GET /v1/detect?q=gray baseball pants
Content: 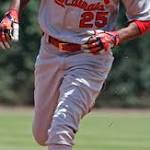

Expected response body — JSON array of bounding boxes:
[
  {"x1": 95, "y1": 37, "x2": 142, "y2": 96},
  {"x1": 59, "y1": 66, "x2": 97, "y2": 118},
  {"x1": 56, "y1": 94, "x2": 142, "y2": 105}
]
[{"x1": 32, "y1": 35, "x2": 114, "y2": 149}]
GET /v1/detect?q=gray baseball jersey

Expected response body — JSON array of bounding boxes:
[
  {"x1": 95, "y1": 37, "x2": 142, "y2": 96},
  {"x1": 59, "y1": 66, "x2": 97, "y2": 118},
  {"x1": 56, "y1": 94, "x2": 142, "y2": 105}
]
[{"x1": 38, "y1": 0, "x2": 150, "y2": 44}]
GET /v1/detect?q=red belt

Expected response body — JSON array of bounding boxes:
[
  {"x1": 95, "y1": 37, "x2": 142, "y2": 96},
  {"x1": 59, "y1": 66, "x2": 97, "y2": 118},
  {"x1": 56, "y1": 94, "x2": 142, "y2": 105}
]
[{"x1": 48, "y1": 35, "x2": 81, "y2": 52}]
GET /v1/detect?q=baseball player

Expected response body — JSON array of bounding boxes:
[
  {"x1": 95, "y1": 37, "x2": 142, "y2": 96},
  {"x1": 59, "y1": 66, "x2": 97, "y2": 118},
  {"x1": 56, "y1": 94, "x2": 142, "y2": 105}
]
[{"x1": 0, "y1": 0, "x2": 150, "y2": 150}]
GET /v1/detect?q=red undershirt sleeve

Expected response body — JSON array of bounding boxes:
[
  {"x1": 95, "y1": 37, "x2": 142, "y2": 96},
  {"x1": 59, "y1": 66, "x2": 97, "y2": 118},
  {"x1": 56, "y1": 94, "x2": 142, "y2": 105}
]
[{"x1": 133, "y1": 20, "x2": 150, "y2": 34}]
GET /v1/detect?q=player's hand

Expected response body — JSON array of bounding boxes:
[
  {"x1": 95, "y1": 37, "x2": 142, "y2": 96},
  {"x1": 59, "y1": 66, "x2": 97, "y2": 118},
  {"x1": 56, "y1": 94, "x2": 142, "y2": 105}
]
[
  {"x1": 0, "y1": 9, "x2": 19, "y2": 49},
  {"x1": 82, "y1": 30, "x2": 120, "y2": 54}
]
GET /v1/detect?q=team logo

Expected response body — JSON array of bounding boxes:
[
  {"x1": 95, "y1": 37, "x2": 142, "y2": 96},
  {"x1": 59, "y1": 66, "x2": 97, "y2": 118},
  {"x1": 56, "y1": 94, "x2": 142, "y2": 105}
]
[{"x1": 55, "y1": 0, "x2": 110, "y2": 10}]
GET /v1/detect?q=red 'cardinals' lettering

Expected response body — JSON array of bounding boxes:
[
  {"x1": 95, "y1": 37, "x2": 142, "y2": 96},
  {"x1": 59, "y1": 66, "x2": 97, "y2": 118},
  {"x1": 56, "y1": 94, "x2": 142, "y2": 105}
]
[{"x1": 55, "y1": 0, "x2": 110, "y2": 11}]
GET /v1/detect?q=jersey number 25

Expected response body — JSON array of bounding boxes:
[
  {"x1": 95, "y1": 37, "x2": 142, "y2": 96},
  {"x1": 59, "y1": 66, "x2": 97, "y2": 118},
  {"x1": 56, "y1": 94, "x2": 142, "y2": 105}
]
[{"x1": 79, "y1": 11, "x2": 108, "y2": 28}]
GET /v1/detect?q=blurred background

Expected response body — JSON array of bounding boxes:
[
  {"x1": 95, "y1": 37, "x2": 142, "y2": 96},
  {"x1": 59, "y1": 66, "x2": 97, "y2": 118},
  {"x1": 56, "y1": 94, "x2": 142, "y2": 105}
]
[
  {"x1": 0, "y1": 1, "x2": 150, "y2": 150},
  {"x1": 0, "y1": 1, "x2": 150, "y2": 108}
]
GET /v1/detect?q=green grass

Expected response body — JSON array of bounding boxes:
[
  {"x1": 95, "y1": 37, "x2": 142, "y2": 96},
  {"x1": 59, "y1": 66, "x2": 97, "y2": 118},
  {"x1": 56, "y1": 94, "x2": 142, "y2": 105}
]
[{"x1": 0, "y1": 108, "x2": 150, "y2": 150}]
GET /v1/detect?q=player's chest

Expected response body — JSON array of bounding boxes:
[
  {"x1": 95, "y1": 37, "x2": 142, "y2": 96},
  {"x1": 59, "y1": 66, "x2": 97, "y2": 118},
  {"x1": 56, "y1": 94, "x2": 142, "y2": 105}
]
[{"x1": 47, "y1": 0, "x2": 119, "y2": 12}]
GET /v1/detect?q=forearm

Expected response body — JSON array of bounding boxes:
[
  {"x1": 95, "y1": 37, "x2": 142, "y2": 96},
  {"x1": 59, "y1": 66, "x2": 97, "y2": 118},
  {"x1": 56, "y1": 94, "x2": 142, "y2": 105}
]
[
  {"x1": 0, "y1": 0, "x2": 30, "y2": 49},
  {"x1": 20, "y1": 0, "x2": 30, "y2": 12},
  {"x1": 8, "y1": 0, "x2": 30, "y2": 13},
  {"x1": 117, "y1": 22, "x2": 141, "y2": 44},
  {"x1": 9, "y1": 0, "x2": 20, "y2": 12}
]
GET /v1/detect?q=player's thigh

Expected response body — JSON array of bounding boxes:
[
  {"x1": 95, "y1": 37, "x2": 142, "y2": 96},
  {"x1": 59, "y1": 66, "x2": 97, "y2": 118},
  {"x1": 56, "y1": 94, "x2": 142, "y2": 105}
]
[
  {"x1": 67, "y1": 52, "x2": 113, "y2": 98},
  {"x1": 64, "y1": 52, "x2": 114, "y2": 112},
  {"x1": 32, "y1": 47, "x2": 63, "y2": 143}
]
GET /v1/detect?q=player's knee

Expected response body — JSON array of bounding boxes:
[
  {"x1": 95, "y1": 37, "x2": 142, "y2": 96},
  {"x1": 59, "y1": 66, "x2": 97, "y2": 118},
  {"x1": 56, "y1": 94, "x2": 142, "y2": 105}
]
[
  {"x1": 47, "y1": 124, "x2": 76, "y2": 146},
  {"x1": 32, "y1": 128, "x2": 47, "y2": 146}
]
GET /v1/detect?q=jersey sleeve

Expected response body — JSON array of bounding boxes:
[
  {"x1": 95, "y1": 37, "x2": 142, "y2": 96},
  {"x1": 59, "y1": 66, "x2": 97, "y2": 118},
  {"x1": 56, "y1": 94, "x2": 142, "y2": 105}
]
[{"x1": 122, "y1": 0, "x2": 150, "y2": 21}]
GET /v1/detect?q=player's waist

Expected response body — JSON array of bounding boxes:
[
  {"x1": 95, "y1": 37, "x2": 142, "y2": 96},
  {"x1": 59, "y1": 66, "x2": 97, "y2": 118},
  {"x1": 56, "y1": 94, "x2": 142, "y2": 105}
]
[
  {"x1": 43, "y1": 33, "x2": 86, "y2": 53},
  {"x1": 43, "y1": 33, "x2": 107, "y2": 54},
  {"x1": 49, "y1": 35, "x2": 81, "y2": 52}
]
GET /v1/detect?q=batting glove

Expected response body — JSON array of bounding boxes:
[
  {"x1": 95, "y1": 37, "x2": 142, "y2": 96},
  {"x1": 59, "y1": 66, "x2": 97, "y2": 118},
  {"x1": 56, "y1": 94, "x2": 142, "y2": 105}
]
[
  {"x1": 0, "y1": 9, "x2": 19, "y2": 49},
  {"x1": 82, "y1": 30, "x2": 120, "y2": 54}
]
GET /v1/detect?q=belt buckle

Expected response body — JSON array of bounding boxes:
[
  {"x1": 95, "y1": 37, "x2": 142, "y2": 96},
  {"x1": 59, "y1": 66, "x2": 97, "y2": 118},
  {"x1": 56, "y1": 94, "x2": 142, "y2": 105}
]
[{"x1": 59, "y1": 42, "x2": 68, "y2": 52}]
